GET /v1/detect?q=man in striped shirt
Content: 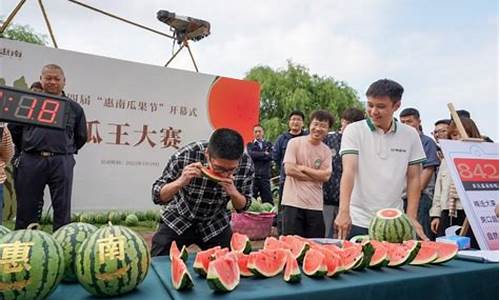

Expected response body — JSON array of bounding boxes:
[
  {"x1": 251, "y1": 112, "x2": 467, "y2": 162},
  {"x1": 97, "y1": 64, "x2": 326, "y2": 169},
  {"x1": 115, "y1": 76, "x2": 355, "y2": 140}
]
[{"x1": 151, "y1": 128, "x2": 254, "y2": 256}]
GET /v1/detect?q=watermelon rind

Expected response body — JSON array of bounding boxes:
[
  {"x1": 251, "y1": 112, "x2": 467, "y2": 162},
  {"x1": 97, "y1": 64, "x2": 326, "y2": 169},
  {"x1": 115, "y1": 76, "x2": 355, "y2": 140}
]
[
  {"x1": 386, "y1": 241, "x2": 421, "y2": 267},
  {"x1": 75, "y1": 224, "x2": 151, "y2": 297},
  {"x1": 171, "y1": 257, "x2": 194, "y2": 290},
  {"x1": 283, "y1": 254, "x2": 301, "y2": 283},
  {"x1": 230, "y1": 233, "x2": 252, "y2": 254},
  {"x1": 368, "y1": 208, "x2": 416, "y2": 243},
  {"x1": 53, "y1": 222, "x2": 98, "y2": 282},
  {"x1": 350, "y1": 235, "x2": 370, "y2": 243},
  {"x1": 368, "y1": 242, "x2": 389, "y2": 268},
  {"x1": 0, "y1": 225, "x2": 11, "y2": 238},
  {"x1": 206, "y1": 258, "x2": 240, "y2": 292},
  {"x1": 353, "y1": 241, "x2": 375, "y2": 270},
  {"x1": 201, "y1": 167, "x2": 224, "y2": 182},
  {"x1": 0, "y1": 226, "x2": 65, "y2": 300}
]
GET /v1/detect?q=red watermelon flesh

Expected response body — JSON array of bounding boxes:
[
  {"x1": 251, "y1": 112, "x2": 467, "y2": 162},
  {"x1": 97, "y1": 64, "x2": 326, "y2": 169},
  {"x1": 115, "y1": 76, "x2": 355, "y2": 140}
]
[
  {"x1": 212, "y1": 248, "x2": 230, "y2": 260},
  {"x1": 422, "y1": 241, "x2": 458, "y2": 264},
  {"x1": 279, "y1": 235, "x2": 310, "y2": 262},
  {"x1": 384, "y1": 241, "x2": 419, "y2": 267},
  {"x1": 340, "y1": 246, "x2": 364, "y2": 271},
  {"x1": 206, "y1": 256, "x2": 240, "y2": 292},
  {"x1": 317, "y1": 247, "x2": 342, "y2": 277},
  {"x1": 302, "y1": 248, "x2": 327, "y2": 277},
  {"x1": 171, "y1": 256, "x2": 193, "y2": 290},
  {"x1": 247, "y1": 250, "x2": 287, "y2": 277},
  {"x1": 283, "y1": 252, "x2": 301, "y2": 283},
  {"x1": 230, "y1": 233, "x2": 252, "y2": 254},
  {"x1": 234, "y1": 252, "x2": 253, "y2": 277},
  {"x1": 369, "y1": 241, "x2": 389, "y2": 268},
  {"x1": 193, "y1": 246, "x2": 220, "y2": 277},
  {"x1": 170, "y1": 241, "x2": 188, "y2": 262},
  {"x1": 264, "y1": 236, "x2": 285, "y2": 249},
  {"x1": 410, "y1": 243, "x2": 439, "y2": 265}
]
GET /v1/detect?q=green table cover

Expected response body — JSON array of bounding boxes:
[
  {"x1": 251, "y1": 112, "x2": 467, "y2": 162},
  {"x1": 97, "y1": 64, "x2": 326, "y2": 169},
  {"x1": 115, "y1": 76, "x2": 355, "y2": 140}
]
[
  {"x1": 48, "y1": 265, "x2": 170, "y2": 300},
  {"x1": 152, "y1": 256, "x2": 499, "y2": 300}
]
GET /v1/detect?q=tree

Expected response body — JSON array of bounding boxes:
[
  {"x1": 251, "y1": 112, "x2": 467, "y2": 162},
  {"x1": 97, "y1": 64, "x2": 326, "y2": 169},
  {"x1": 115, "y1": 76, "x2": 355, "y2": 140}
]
[
  {"x1": 0, "y1": 21, "x2": 47, "y2": 45},
  {"x1": 245, "y1": 61, "x2": 363, "y2": 142}
]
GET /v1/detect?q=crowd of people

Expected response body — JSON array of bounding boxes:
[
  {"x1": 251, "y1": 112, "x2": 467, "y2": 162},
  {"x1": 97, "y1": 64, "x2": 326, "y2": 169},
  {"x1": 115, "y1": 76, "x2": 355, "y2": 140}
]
[{"x1": 0, "y1": 68, "x2": 495, "y2": 257}]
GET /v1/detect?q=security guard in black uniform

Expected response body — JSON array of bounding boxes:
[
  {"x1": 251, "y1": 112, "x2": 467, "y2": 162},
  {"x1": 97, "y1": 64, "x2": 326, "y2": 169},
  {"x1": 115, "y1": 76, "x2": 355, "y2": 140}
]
[{"x1": 9, "y1": 64, "x2": 87, "y2": 231}]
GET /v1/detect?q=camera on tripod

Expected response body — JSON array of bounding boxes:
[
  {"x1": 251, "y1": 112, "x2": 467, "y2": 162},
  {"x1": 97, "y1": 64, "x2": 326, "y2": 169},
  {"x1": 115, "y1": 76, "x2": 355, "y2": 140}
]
[{"x1": 157, "y1": 10, "x2": 210, "y2": 44}]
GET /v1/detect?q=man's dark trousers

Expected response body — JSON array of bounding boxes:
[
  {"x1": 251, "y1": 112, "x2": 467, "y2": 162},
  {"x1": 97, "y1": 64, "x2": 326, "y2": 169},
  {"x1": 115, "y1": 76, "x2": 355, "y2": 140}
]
[{"x1": 15, "y1": 152, "x2": 74, "y2": 231}]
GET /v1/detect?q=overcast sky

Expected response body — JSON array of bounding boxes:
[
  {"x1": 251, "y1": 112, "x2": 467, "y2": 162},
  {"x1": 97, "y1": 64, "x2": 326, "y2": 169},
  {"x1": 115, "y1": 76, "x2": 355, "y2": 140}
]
[{"x1": 3, "y1": 0, "x2": 498, "y2": 140}]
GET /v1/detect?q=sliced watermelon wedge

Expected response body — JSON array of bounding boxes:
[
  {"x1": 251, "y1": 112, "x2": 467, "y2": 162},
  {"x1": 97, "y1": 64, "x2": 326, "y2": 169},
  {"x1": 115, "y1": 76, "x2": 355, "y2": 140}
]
[
  {"x1": 369, "y1": 241, "x2": 389, "y2": 268},
  {"x1": 410, "y1": 243, "x2": 439, "y2": 265},
  {"x1": 385, "y1": 240, "x2": 420, "y2": 267},
  {"x1": 193, "y1": 246, "x2": 220, "y2": 277},
  {"x1": 317, "y1": 247, "x2": 343, "y2": 277},
  {"x1": 279, "y1": 235, "x2": 310, "y2": 263},
  {"x1": 171, "y1": 256, "x2": 194, "y2": 290},
  {"x1": 421, "y1": 241, "x2": 458, "y2": 264},
  {"x1": 234, "y1": 252, "x2": 254, "y2": 277},
  {"x1": 170, "y1": 240, "x2": 188, "y2": 262},
  {"x1": 247, "y1": 249, "x2": 287, "y2": 277},
  {"x1": 283, "y1": 252, "x2": 301, "y2": 283},
  {"x1": 230, "y1": 233, "x2": 252, "y2": 254},
  {"x1": 302, "y1": 248, "x2": 327, "y2": 277},
  {"x1": 207, "y1": 255, "x2": 240, "y2": 292}
]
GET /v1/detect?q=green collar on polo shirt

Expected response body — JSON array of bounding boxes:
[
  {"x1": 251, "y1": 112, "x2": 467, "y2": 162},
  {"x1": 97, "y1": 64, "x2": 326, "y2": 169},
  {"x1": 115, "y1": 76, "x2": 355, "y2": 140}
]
[{"x1": 366, "y1": 118, "x2": 398, "y2": 133}]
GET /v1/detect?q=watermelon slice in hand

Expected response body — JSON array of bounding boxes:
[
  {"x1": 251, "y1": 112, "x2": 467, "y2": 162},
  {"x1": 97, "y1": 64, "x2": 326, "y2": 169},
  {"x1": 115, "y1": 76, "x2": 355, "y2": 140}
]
[{"x1": 201, "y1": 167, "x2": 225, "y2": 182}]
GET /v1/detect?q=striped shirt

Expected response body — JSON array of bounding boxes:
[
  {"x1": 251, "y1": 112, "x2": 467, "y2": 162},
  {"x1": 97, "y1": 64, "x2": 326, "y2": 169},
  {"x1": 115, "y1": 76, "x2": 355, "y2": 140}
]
[
  {"x1": 152, "y1": 141, "x2": 254, "y2": 242},
  {"x1": 0, "y1": 126, "x2": 14, "y2": 184}
]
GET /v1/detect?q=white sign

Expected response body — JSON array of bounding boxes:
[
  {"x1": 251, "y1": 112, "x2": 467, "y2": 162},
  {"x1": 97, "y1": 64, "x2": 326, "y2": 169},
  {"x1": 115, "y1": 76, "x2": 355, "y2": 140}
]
[
  {"x1": 0, "y1": 38, "x2": 259, "y2": 211},
  {"x1": 440, "y1": 139, "x2": 499, "y2": 250}
]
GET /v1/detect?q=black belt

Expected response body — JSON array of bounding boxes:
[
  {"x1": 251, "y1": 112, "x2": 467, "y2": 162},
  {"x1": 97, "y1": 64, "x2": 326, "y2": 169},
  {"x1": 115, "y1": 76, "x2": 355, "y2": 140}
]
[{"x1": 26, "y1": 151, "x2": 66, "y2": 157}]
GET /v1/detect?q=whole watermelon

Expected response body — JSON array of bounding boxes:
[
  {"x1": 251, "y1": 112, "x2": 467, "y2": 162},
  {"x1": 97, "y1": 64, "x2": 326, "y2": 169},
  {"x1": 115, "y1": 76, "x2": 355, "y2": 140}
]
[
  {"x1": 369, "y1": 208, "x2": 416, "y2": 243},
  {"x1": 125, "y1": 214, "x2": 139, "y2": 226},
  {"x1": 0, "y1": 224, "x2": 65, "y2": 300},
  {"x1": 0, "y1": 225, "x2": 11, "y2": 238},
  {"x1": 75, "y1": 224, "x2": 151, "y2": 296},
  {"x1": 53, "y1": 222, "x2": 98, "y2": 282}
]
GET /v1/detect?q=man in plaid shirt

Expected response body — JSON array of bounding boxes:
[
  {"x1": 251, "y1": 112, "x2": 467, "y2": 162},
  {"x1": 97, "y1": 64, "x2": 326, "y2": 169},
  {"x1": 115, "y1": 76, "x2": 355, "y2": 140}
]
[{"x1": 151, "y1": 128, "x2": 254, "y2": 257}]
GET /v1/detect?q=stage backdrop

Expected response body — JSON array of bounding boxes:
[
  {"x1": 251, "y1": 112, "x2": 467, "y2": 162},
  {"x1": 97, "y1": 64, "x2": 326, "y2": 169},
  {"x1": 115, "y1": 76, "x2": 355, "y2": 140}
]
[{"x1": 0, "y1": 38, "x2": 260, "y2": 211}]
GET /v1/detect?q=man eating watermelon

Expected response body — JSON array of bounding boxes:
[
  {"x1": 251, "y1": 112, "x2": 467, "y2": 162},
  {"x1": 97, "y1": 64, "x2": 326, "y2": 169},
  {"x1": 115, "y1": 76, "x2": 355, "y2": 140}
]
[
  {"x1": 150, "y1": 128, "x2": 254, "y2": 256},
  {"x1": 334, "y1": 79, "x2": 429, "y2": 241}
]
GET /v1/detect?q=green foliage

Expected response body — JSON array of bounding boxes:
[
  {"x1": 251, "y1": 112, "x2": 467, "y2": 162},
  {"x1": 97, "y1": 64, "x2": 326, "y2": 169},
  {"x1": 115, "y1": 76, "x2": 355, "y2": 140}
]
[
  {"x1": 0, "y1": 21, "x2": 48, "y2": 45},
  {"x1": 245, "y1": 61, "x2": 362, "y2": 142}
]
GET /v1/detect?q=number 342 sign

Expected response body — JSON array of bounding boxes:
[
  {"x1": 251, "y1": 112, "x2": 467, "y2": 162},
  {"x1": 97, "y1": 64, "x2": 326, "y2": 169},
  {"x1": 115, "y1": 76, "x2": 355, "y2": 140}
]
[
  {"x1": 440, "y1": 139, "x2": 499, "y2": 250},
  {"x1": 0, "y1": 85, "x2": 69, "y2": 130}
]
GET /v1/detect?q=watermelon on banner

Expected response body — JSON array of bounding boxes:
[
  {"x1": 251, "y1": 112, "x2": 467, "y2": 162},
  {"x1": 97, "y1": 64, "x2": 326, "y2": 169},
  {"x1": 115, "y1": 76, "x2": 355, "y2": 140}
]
[
  {"x1": 0, "y1": 225, "x2": 11, "y2": 238},
  {"x1": 75, "y1": 223, "x2": 151, "y2": 297},
  {"x1": 207, "y1": 254, "x2": 240, "y2": 292},
  {"x1": 0, "y1": 224, "x2": 65, "y2": 300},
  {"x1": 230, "y1": 232, "x2": 251, "y2": 254},
  {"x1": 171, "y1": 256, "x2": 194, "y2": 290},
  {"x1": 53, "y1": 222, "x2": 98, "y2": 282},
  {"x1": 369, "y1": 208, "x2": 416, "y2": 243}
]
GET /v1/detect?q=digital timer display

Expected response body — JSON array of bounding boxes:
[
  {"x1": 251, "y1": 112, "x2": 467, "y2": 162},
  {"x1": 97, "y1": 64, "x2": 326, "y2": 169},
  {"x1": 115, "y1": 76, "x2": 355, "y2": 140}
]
[{"x1": 0, "y1": 85, "x2": 68, "y2": 129}]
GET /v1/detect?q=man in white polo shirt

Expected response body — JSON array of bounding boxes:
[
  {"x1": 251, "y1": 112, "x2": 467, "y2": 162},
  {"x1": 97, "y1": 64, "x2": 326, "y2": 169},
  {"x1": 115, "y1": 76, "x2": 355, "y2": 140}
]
[{"x1": 335, "y1": 79, "x2": 428, "y2": 240}]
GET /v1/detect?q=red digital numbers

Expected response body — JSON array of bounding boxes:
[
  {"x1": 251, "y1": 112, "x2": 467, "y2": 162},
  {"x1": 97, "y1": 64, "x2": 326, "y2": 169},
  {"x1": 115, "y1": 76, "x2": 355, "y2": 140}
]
[
  {"x1": 14, "y1": 96, "x2": 37, "y2": 119},
  {"x1": 453, "y1": 158, "x2": 499, "y2": 182},
  {"x1": 37, "y1": 99, "x2": 60, "y2": 124}
]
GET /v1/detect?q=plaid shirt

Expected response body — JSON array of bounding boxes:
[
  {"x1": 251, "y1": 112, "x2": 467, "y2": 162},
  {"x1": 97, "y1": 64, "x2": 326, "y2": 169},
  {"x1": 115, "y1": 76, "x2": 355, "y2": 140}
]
[{"x1": 152, "y1": 141, "x2": 254, "y2": 242}]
